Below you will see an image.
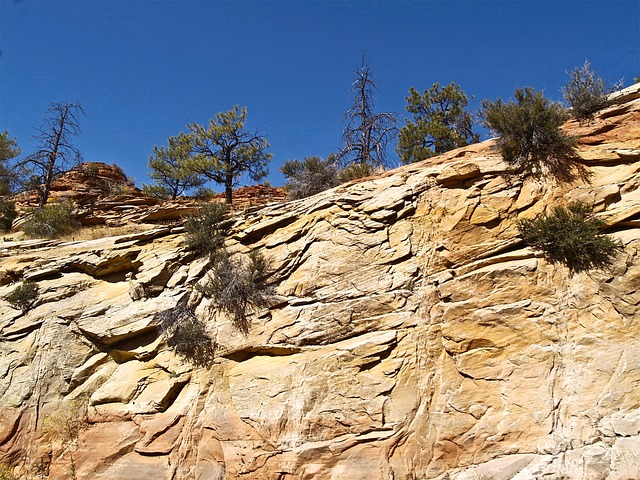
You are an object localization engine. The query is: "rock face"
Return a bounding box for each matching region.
[0,84,639,479]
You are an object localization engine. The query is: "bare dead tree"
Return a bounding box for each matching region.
[338,56,397,169]
[20,102,84,206]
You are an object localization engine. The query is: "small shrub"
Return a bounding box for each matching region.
[480,87,584,182]
[5,280,39,313]
[563,60,620,121]
[41,399,89,480]
[157,303,215,366]
[0,200,16,231]
[184,202,228,256]
[280,156,340,200]
[107,180,134,196]
[517,201,622,272]
[81,162,99,178]
[338,162,381,182]
[22,201,79,238]
[41,399,89,446]
[0,464,18,480]
[198,250,273,334]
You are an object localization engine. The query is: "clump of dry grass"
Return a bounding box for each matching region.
[60,224,150,241]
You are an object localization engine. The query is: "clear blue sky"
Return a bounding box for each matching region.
[1,0,638,190]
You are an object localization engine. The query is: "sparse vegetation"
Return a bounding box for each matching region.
[198,250,273,334]
[60,224,148,241]
[338,162,382,182]
[107,179,135,196]
[157,302,215,366]
[280,155,340,200]
[0,200,17,232]
[518,201,622,272]
[22,201,78,238]
[41,399,89,480]
[5,280,39,313]
[480,87,584,182]
[81,162,99,178]
[0,463,18,480]
[563,60,620,121]
[184,202,229,255]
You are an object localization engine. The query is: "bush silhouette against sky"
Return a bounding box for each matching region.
[1,0,637,188]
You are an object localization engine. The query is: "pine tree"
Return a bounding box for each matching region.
[397,83,478,164]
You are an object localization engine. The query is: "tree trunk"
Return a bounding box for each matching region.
[225,171,233,205]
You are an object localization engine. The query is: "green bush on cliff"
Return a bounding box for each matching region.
[517,201,622,272]
[5,280,39,313]
[480,87,584,182]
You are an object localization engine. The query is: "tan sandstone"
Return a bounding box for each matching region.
[0,83,639,479]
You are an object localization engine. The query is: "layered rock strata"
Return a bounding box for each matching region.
[0,84,639,479]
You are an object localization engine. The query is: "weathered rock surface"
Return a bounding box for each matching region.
[0,84,639,479]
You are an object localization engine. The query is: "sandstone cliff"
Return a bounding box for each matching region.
[0,84,639,479]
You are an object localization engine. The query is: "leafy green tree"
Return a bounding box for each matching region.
[19,102,84,206]
[188,106,270,205]
[562,60,621,121]
[480,87,582,182]
[145,132,204,199]
[397,83,478,164]
[280,155,340,200]
[338,57,397,169]
[0,131,21,195]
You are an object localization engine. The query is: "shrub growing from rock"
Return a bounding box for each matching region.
[563,60,620,122]
[198,250,272,334]
[184,202,228,256]
[280,156,339,200]
[480,87,584,182]
[5,280,39,313]
[22,201,78,239]
[517,201,622,272]
[157,303,215,366]
[338,162,381,182]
